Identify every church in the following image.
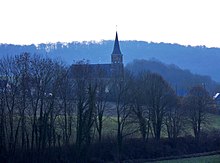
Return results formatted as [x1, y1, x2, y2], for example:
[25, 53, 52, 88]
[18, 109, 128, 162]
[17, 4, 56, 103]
[71, 32, 124, 79]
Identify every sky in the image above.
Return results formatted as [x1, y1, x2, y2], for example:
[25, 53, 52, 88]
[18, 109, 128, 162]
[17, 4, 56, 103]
[0, 0, 220, 47]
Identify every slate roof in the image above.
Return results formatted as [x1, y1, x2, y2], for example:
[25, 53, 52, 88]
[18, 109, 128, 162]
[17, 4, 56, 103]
[112, 32, 122, 55]
[71, 64, 112, 79]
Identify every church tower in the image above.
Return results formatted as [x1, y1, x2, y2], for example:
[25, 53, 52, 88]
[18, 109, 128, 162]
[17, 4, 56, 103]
[111, 32, 123, 64]
[111, 32, 124, 78]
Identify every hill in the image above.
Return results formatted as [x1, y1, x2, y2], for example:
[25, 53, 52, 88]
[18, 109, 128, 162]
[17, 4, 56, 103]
[1, 41, 220, 81]
[126, 59, 219, 95]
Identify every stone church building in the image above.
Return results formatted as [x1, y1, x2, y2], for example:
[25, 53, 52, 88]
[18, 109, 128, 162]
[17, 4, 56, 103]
[71, 32, 124, 79]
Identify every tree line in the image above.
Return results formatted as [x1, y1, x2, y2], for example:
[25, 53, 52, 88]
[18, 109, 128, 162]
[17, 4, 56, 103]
[0, 53, 217, 162]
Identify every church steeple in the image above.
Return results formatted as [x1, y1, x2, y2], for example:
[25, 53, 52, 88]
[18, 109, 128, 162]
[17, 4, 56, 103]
[111, 32, 123, 64]
[112, 32, 122, 55]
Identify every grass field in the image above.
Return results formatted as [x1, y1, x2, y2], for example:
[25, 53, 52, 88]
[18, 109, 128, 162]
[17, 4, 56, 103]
[101, 113, 220, 139]
[154, 154, 220, 163]
[208, 113, 220, 130]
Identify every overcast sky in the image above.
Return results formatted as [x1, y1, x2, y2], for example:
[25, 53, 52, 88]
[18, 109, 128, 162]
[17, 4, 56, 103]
[0, 0, 220, 47]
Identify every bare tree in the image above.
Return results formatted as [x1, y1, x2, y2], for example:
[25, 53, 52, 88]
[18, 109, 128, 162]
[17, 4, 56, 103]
[144, 72, 175, 140]
[184, 85, 213, 141]
[25, 54, 59, 153]
[15, 53, 31, 151]
[94, 79, 109, 143]
[0, 55, 20, 154]
[71, 62, 98, 162]
[130, 72, 176, 141]
[0, 54, 75, 160]
[0, 77, 7, 151]
[130, 73, 151, 142]
[164, 96, 185, 140]
[110, 71, 135, 161]
[57, 67, 73, 147]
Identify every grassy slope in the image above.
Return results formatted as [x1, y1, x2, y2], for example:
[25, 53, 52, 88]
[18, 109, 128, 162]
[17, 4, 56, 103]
[154, 154, 220, 163]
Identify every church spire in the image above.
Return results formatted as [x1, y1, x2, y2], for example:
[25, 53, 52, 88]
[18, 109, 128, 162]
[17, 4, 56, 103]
[112, 32, 122, 55]
[111, 31, 123, 64]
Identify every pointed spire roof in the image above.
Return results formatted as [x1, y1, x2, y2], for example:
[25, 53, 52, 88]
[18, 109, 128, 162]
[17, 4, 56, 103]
[112, 32, 122, 55]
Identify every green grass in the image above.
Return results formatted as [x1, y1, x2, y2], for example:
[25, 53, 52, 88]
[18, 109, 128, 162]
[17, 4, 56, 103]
[154, 154, 220, 163]
[207, 114, 220, 130]
[102, 116, 117, 136]
[100, 113, 220, 139]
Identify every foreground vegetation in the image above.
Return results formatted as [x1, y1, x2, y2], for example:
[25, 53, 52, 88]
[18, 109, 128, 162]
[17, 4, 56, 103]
[0, 53, 220, 162]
